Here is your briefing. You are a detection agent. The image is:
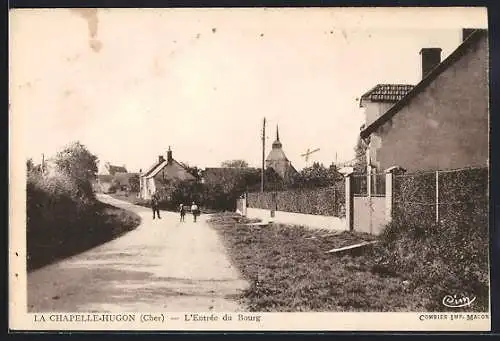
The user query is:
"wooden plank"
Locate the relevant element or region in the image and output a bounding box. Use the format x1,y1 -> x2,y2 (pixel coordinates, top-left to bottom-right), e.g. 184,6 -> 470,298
325,241 -> 378,254
243,222 -> 270,227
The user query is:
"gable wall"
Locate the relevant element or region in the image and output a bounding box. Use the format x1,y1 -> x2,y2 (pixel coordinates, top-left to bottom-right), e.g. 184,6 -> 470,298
369,35 -> 488,172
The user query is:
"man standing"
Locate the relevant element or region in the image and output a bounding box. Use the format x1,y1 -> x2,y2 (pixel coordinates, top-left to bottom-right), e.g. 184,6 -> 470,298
191,201 -> 199,222
179,204 -> 186,222
151,191 -> 161,220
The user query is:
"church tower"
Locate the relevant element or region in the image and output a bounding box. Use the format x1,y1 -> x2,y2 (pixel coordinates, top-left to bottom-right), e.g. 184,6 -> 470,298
265,125 -> 297,180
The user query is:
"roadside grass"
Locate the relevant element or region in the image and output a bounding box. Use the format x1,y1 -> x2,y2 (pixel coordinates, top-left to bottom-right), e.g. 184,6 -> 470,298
208,214 -> 427,312
28,200 -> 141,271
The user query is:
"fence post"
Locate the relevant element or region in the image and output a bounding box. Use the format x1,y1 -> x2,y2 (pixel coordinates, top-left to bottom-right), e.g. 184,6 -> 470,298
385,166 -> 406,225
342,169 -> 354,232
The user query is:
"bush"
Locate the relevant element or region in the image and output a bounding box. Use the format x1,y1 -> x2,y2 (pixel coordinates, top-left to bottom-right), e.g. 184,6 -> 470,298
380,168 -> 489,311
374,215 -> 489,311
26,172 -> 140,270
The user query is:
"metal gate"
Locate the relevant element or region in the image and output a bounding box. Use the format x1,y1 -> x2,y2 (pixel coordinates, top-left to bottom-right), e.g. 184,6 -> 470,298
352,173 -> 387,235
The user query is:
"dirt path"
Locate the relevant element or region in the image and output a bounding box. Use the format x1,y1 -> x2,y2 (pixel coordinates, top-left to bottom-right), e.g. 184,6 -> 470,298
27,194 -> 249,312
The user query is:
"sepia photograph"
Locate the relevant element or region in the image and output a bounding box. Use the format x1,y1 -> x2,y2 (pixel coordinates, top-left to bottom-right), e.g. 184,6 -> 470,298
9,7 -> 490,331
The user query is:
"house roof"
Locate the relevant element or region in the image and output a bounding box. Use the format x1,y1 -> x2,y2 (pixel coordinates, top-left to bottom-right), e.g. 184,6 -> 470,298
107,164 -> 127,175
144,159 -> 196,180
266,148 -> 289,162
359,84 -> 414,107
360,29 -> 487,139
142,160 -> 163,177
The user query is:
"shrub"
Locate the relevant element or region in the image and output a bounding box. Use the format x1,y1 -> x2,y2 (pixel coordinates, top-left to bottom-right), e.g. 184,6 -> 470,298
26,172 -> 140,270
375,215 -> 489,311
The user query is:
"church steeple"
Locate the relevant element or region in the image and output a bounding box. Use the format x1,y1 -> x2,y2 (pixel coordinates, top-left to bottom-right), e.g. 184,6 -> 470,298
272,125 -> 282,149
266,124 -> 298,181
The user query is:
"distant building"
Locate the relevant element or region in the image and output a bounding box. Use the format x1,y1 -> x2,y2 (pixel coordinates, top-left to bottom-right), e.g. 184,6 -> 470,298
359,29 -> 488,173
95,163 -> 134,193
99,162 -> 128,176
265,125 -> 298,183
139,147 -> 196,200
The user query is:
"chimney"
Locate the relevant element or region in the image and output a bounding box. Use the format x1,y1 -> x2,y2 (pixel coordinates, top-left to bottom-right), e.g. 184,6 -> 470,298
462,28 -> 476,42
167,146 -> 173,163
419,48 -> 442,79
158,155 -> 165,163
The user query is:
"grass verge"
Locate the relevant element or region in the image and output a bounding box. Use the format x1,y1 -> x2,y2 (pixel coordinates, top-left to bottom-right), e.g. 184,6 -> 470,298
208,213 -> 428,312
28,200 -> 141,271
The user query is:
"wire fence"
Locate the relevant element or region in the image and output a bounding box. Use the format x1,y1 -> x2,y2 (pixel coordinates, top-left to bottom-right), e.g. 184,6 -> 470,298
393,167 -> 488,226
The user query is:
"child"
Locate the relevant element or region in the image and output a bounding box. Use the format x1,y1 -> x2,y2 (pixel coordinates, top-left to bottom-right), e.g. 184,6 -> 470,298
191,201 -> 199,222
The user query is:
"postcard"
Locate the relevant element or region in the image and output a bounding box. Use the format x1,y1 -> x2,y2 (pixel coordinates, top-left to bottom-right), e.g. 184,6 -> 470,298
9,6 -> 490,331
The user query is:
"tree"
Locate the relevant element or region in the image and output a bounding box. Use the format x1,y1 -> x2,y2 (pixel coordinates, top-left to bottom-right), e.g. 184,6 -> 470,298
180,162 -> 202,181
221,159 -> 249,168
128,174 -> 140,192
26,158 -> 43,174
292,162 -> 343,189
55,142 -> 98,182
26,158 -> 35,172
353,136 -> 368,174
55,141 -> 98,197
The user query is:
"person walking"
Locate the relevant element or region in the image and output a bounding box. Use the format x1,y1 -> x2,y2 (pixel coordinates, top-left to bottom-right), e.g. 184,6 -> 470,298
151,191 -> 161,220
179,203 -> 186,222
191,201 -> 199,223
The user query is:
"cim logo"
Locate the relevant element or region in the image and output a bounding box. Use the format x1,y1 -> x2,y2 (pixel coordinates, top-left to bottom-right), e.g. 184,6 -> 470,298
442,294 -> 477,308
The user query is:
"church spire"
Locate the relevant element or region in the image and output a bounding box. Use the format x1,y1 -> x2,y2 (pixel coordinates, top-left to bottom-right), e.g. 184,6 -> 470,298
272,124 -> 282,149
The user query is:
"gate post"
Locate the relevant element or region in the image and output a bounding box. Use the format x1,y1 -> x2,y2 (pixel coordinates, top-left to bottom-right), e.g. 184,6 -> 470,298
340,167 -> 354,232
385,166 -> 406,224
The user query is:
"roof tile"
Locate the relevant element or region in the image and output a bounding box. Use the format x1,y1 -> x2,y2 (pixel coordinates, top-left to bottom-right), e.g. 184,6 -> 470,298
361,84 -> 414,103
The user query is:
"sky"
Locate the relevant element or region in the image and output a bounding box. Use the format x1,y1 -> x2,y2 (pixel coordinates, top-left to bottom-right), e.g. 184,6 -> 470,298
10,7 -> 487,172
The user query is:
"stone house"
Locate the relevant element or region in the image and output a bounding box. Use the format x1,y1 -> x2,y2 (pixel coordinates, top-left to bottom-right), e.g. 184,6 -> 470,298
359,29 -> 488,173
139,147 -> 196,200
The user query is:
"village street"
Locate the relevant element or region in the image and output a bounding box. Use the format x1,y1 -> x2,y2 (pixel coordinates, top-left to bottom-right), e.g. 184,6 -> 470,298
27,194 -> 249,312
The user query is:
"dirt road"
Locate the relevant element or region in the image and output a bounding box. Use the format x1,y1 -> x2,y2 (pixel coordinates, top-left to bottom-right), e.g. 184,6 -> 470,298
27,194 -> 249,312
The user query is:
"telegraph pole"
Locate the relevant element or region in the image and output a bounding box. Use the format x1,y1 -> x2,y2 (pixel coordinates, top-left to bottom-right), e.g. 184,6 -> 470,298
261,117 -> 266,192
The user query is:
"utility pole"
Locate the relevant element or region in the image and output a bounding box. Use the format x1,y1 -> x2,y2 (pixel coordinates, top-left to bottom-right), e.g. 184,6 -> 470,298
261,117 -> 266,192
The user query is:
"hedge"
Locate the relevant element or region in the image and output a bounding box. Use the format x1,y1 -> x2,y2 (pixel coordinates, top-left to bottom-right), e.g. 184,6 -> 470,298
247,181 -> 345,218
